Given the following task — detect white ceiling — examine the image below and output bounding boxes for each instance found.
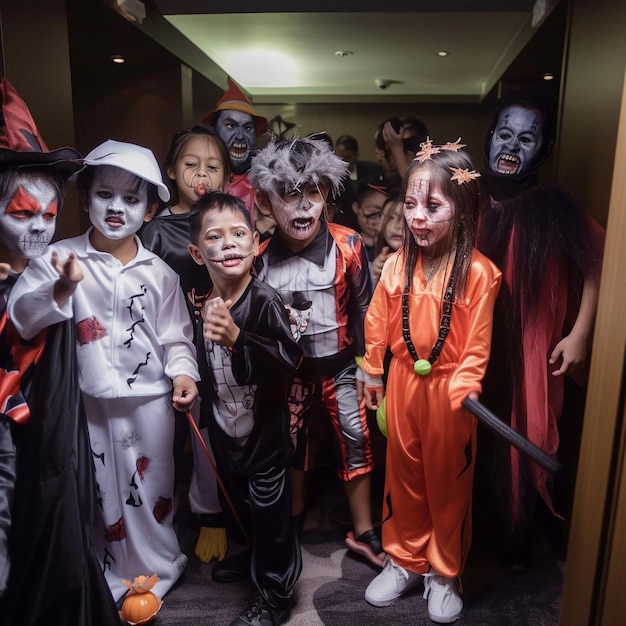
[150,0,562,103]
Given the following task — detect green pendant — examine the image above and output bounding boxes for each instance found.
[413,359,432,376]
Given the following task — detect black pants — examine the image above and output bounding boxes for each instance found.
[215,451,302,610]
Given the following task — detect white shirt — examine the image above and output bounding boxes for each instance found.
[205,337,255,440]
[8,229,198,398]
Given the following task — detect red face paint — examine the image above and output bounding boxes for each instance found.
[0,176,60,259]
[6,184,58,220]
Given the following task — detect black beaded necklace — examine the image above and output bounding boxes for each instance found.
[402,256,458,376]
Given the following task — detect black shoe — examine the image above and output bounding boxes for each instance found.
[229,593,290,626]
[212,547,252,583]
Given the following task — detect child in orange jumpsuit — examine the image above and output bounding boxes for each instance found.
[360,140,501,624]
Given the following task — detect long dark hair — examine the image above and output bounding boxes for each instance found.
[398,147,480,299]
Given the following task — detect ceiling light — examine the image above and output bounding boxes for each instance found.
[224,50,298,87]
[436,51,449,57]
[334,51,353,58]
[111,55,125,64]
[543,72,555,81]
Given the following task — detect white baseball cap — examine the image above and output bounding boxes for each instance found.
[78,139,170,202]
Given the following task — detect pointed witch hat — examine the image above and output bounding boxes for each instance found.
[200,76,268,136]
[0,77,82,178]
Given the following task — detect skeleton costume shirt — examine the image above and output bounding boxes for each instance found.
[256,221,374,478]
[196,277,303,609]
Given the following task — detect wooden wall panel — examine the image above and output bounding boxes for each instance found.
[560,63,626,626]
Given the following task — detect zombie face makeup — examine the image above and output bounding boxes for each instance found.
[190,207,258,283]
[0,173,59,259]
[215,110,256,174]
[88,165,150,241]
[489,105,545,176]
[168,135,226,208]
[403,169,455,256]
[269,184,327,248]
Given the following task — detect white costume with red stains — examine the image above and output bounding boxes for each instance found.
[9,230,197,601]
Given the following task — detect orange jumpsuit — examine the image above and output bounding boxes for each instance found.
[362,248,501,578]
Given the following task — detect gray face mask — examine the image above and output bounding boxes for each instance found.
[488,105,545,177]
[215,110,256,174]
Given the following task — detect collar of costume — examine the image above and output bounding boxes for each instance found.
[264,219,330,267]
[479,166,540,201]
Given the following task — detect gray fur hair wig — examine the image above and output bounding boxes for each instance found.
[249,136,348,196]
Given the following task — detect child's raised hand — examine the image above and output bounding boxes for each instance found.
[51,250,84,283]
[382,120,404,151]
[0,262,11,280]
[549,332,588,377]
[202,296,241,347]
[172,374,198,411]
[51,251,84,306]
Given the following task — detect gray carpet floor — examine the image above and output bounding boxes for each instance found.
[146,472,563,626]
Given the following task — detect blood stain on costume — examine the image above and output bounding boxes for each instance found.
[136,455,150,480]
[153,496,172,523]
[105,516,126,542]
[75,315,107,344]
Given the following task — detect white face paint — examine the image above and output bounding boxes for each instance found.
[269,183,326,248]
[489,105,545,176]
[192,207,257,283]
[403,170,455,256]
[0,173,59,259]
[88,165,150,240]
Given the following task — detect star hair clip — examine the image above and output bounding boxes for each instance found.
[449,167,481,185]
[414,136,468,162]
[441,137,466,152]
[414,137,441,162]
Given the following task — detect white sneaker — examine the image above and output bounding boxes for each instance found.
[364,556,423,607]
[423,570,463,623]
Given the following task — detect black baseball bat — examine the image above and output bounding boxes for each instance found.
[463,397,562,475]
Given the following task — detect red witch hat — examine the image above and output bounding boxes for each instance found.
[0,77,81,178]
[200,76,268,136]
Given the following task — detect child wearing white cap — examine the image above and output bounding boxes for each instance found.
[8,139,199,603]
